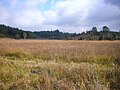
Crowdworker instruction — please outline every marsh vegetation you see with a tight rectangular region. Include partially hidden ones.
[0,39,120,90]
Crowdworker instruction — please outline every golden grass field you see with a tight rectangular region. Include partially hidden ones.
[0,39,120,90]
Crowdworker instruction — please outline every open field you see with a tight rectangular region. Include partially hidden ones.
[0,39,120,90]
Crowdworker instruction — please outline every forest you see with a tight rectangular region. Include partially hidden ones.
[0,24,120,40]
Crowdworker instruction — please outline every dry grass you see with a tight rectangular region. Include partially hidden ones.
[0,39,120,90]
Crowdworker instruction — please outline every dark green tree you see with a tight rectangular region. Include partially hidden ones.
[23,32,27,39]
[103,26,110,32]
[91,27,97,32]
[15,34,20,39]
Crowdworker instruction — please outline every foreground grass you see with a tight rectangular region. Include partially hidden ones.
[0,39,120,90]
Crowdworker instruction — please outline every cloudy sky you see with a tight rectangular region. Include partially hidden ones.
[0,0,120,32]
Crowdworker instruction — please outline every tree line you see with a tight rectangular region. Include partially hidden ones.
[0,24,37,39]
[0,24,120,40]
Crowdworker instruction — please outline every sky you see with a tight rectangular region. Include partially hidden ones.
[0,0,120,33]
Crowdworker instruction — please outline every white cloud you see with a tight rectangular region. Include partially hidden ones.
[13,10,44,26]
[44,10,58,24]
[43,0,120,32]
[43,0,99,27]
[0,0,120,32]
[0,7,9,24]
[24,0,47,8]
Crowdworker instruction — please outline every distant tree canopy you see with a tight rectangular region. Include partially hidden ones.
[103,26,110,32]
[34,29,63,39]
[15,34,20,39]
[91,27,97,32]
[0,24,120,40]
[0,24,37,39]
[23,32,27,39]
